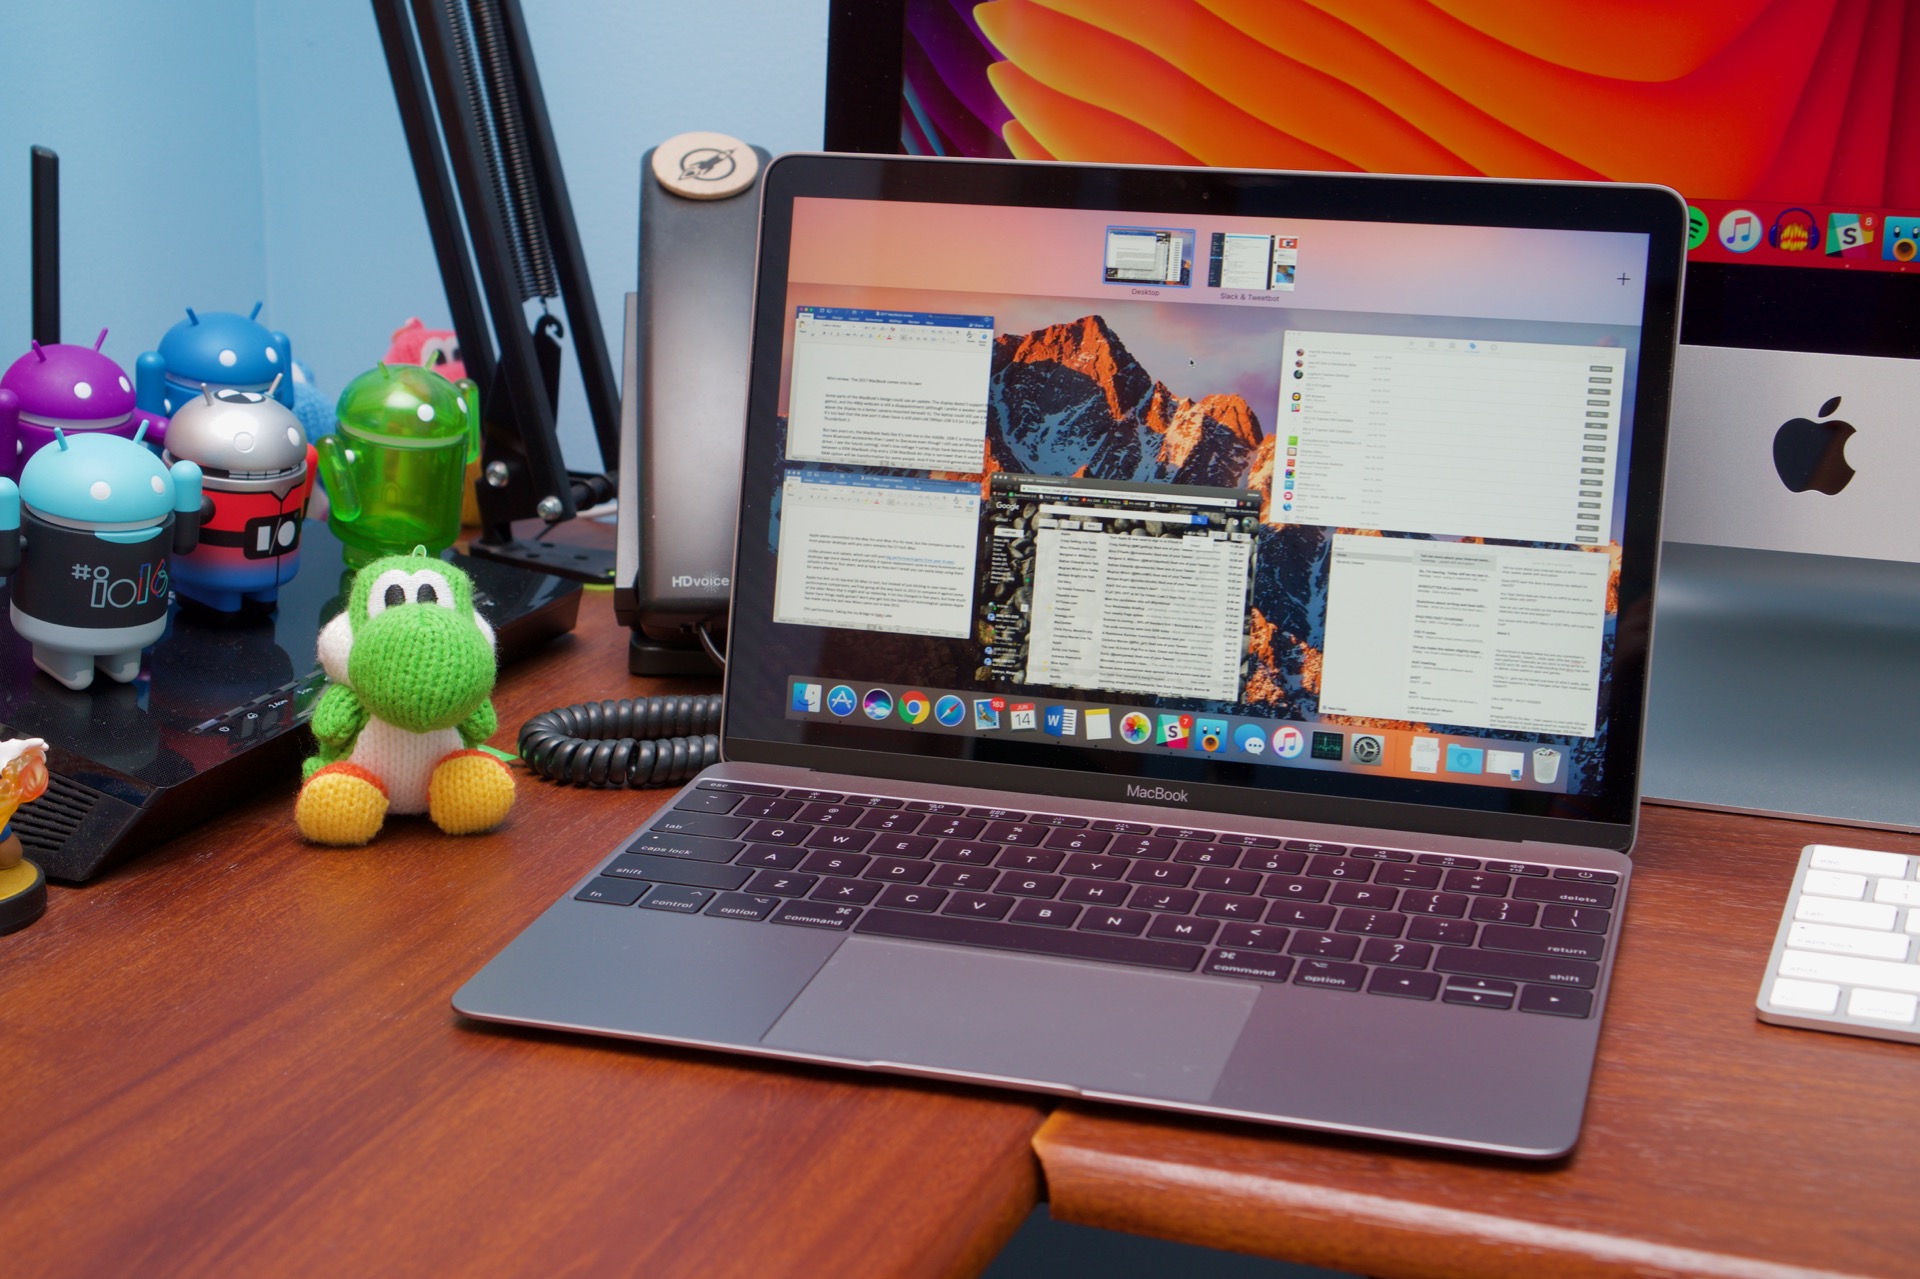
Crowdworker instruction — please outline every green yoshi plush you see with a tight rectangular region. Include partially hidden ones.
[294,548,515,845]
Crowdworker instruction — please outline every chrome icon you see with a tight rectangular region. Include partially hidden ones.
[862,689,894,720]
[898,690,931,724]
[1119,712,1153,744]
[1272,725,1305,758]
[933,695,966,727]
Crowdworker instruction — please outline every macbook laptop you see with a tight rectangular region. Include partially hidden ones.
[458,155,1686,1158]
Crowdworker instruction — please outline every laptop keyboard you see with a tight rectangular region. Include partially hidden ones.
[574,779,1618,1018]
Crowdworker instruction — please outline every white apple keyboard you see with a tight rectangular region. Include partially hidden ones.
[1757,845,1920,1044]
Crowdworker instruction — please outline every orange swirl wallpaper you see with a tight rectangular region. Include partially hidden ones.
[902,0,1920,206]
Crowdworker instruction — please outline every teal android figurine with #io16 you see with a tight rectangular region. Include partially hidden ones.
[316,363,480,567]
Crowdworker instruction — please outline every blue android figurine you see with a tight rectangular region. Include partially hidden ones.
[0,425,203,690]
[137,304,296,417]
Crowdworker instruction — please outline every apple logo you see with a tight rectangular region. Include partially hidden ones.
[1772,395,1856,495]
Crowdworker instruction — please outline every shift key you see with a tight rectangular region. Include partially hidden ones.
[648,811,751,840]
[603,852,751,891]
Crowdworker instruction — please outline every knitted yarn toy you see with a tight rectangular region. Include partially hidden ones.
[294,548,515,846]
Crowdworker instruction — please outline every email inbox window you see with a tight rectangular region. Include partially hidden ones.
[1278,332,1623,546]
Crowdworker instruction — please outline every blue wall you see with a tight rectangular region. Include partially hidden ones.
[3,0,830,466]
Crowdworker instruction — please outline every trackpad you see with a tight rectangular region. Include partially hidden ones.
[761,938,1256,1103]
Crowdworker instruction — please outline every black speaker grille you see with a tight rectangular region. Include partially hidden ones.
[11,773,96,856]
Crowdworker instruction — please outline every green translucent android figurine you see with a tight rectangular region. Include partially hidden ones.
[317,363,481,566]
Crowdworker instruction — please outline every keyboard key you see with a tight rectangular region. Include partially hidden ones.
[1330,882,1398,909]
[771,901,861,930]
[1148,915,1219,943]
[1367,969,1441,1000]
[1129,886,1199,913]
[929,864,1000,892]
[858,909,1204,970]
[798,850,871,877]
[1346,847,1413,862]
[811,876,881,905]
[1443,986,1515,1010]
[1218,922,1288,951]
[1767,977,1840,1013]
[651,811,750,839]
[1080,908,1150,936]
[1469,897,1539,925]
[1808,845,1911,878]
[931,840,998,864]
[1480,923,1604,962]
[1435,946,1600,989]
[1042,828,1110,853]
[1261,875,1329,902]
[1002,873,1067,899]
[1519,985,1594,1018]
[1873,879,1920,907]
[744,821,809,845]
[1156,826,1219,842]
[1061,853,1127,879]
[1485,860,1550,877]
[1108,835,1176,859]
[867,834,936,859]
[984,822,1045,845]
[1407,917,1477,945]
[1283,839,1346,855]
[1801,869,1868,900]
[1027,814,1087,828]
[1795,896,1900,930]
[1205,950,1295,982]
[604,853,752,891]
[905,801,967,815]
[1335,908,1406,937]
[1238,849,1307,874]
[1125,862,1195,887]
[966,806,1028,821]
[1010,899,1081,928]
[1267,901,1335,929]
[863,857,932,884]
[704,892,777,921]
[625,832,743,863]
[803,827,875,852]
[942,892,1013,920]
[575,877,646,906]
[1416,854,1481,869]
[673,789,742,814]
[1175,842,1241,867]
[876,885,947,912]
[1401,891,1468,918]
[1307,855,1373,881]
[1360,938,1432,967]
[922,816,985,839]
[1292,959,1366,991]
[1374,864,1443,889]
[996,848,1064,873]
[1216,833,1281,848]
[1288,930,1361,960]
[856,808,924,833]
[698,779,783,795]
[1194,867,1262,895]
[1847,988,1919,1024]
[1197,893,1264,920]
[744,870,816,897]
[837,794,901,809]
[734,796,803,820]
[1553,867,1622,884]
[737,844,806,870]
[782,788,844,803]
[1091,819,1155,834]
[1513,879,1616,909]
[1787,921,1911,961]
[1777,949,1920,994]
[797,804,860,826]
[1539,905,1611,934]
[1062,878,1130,905]
[1444,870,1511,896]
[637,884,717,914]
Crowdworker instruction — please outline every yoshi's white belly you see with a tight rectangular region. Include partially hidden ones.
[348,717,463,815]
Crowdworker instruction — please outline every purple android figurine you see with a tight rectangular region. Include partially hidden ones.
[0,330,166,482]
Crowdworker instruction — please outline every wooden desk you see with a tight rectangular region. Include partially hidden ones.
[1033,804,1920,1279]
[0,591,1045,1278]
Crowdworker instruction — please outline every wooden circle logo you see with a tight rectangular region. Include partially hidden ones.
[651,131,759,200]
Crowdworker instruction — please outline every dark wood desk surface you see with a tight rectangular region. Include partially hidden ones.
[1034,804,1920,1279]
[0,591,1045,1278]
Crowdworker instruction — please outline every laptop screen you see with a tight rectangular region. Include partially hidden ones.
[725,158,1683,839]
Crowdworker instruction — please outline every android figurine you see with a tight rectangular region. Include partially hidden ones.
[295,549,515,846]
[162,379,318,612]
[0,329,166,481]
[0,737,51,935]
[317,363,480,568]
[137,304,295,417]
[0,425,204,689]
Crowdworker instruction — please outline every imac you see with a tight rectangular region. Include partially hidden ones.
[824,0,1920,829]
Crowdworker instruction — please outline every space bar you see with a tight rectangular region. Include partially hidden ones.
[856,909,1205,972]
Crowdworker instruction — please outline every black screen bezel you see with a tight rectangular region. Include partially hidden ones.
[721,153,1686,851]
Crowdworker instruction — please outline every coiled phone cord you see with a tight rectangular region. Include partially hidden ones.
[518,695,722,788]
